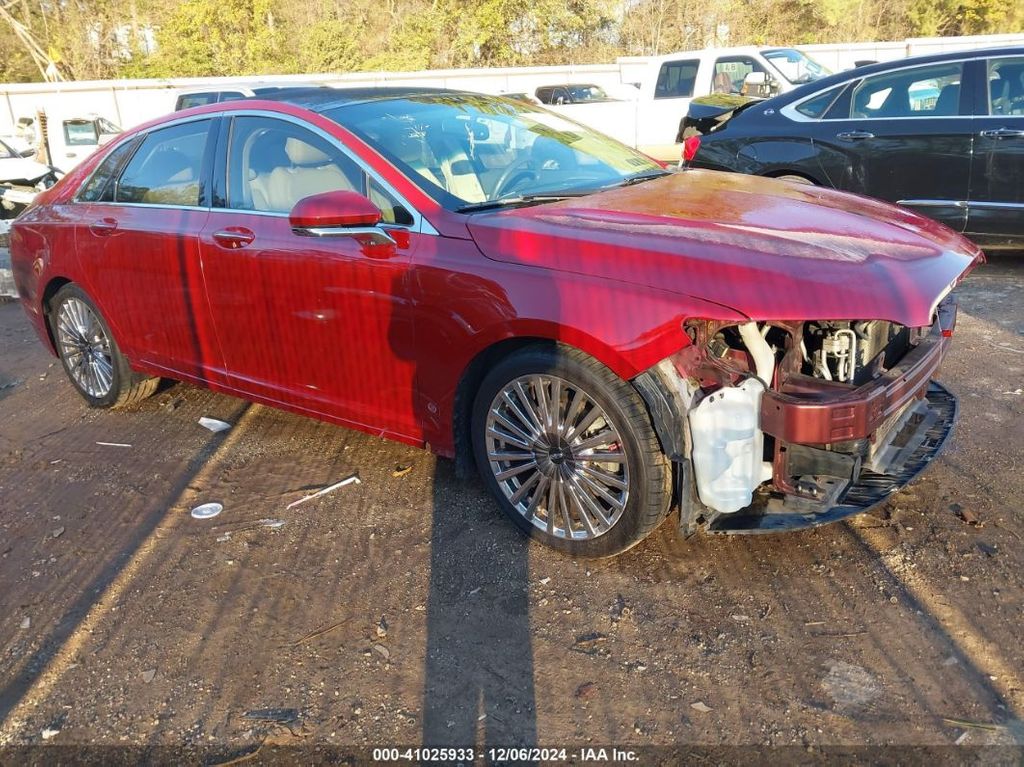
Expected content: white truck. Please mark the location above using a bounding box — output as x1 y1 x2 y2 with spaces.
546 46 833 161
1 113 121 218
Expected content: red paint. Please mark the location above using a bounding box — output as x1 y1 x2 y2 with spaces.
10 99 981 459
682 135 701 162
289 190 382 229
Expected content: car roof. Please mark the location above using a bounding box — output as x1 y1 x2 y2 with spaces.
775 44 1024 103
249 86 493 113
650 45 773 63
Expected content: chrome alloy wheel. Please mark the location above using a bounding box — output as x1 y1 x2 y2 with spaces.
485 374 629 540
56 297 115 398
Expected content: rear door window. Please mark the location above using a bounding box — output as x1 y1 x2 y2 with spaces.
654 59 700 99
114 119 213 206
850 62 964 118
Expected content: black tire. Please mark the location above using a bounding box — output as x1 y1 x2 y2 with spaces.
471 344 672 557
50 283 158 409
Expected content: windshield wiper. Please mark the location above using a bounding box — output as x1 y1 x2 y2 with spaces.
607 169 672 189
456 192 588 213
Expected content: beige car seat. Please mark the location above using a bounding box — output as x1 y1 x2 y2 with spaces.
431 135 486 203
249 137 357 213
712 71 735 94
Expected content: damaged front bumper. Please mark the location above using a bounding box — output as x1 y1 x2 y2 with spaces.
708 380 957 533
635 297 961 535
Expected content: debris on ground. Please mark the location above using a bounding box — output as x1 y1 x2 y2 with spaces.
691 701 712 713
95 441 132 448
216 533 231 543
20 616 29 629
376 616 388 638
286 474 360 509
40 728 59 740
955 731 969 745
162 397 184 412
258 518 285 529
372 643 390 660
243 708 300 724
391 465 413 478
190 502 224 520
198 417 232 433
286 620 346 647
942 717 1002 732
950 503 983 526
51 526 64 539
573 632 609 655
821 661 880 709
141 669 156 683
575 682 596 699
610 594 628 622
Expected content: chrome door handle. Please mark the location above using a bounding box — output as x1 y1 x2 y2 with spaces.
212 228 255 249
979 128 1024 139
836 130 875 141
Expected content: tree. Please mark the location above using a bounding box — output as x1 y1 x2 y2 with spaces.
135 0 286 77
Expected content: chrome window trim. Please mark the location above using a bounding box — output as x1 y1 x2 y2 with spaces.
897 199 968 209
780 55 979 124
967 201 1024 210
72 109 438 236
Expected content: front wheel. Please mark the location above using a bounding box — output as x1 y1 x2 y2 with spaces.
51 284 158 408
471 346 672 557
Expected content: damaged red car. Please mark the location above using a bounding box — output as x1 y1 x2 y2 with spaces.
10 89 982 556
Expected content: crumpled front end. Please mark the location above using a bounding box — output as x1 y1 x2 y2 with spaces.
634 296 960 534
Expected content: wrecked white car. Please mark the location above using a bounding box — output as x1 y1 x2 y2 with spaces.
0 137 60 218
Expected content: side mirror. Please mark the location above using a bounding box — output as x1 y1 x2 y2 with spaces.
289 190 395 245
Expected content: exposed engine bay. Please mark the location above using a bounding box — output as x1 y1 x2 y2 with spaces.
635 299 958 534
802 320 912 386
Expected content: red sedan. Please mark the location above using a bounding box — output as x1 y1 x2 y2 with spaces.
10 88 982 556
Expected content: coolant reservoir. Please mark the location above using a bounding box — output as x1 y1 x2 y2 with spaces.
688 379 774 514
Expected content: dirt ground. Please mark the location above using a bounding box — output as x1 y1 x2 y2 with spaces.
0 256 1022 760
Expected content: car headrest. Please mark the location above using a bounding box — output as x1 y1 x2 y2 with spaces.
934 83 960 116
285 137 331 166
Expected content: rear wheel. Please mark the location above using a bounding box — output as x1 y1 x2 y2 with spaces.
471 346 672 557
51 284 158 408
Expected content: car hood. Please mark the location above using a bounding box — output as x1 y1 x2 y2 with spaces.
467 170 982 327
0 157 52 185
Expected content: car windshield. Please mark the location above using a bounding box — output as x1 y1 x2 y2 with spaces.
323 94 662 211
763 48 832 84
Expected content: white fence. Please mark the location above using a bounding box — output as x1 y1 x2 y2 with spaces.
2 32 1023 136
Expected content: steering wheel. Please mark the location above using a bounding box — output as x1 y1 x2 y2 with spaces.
492 158 539 198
